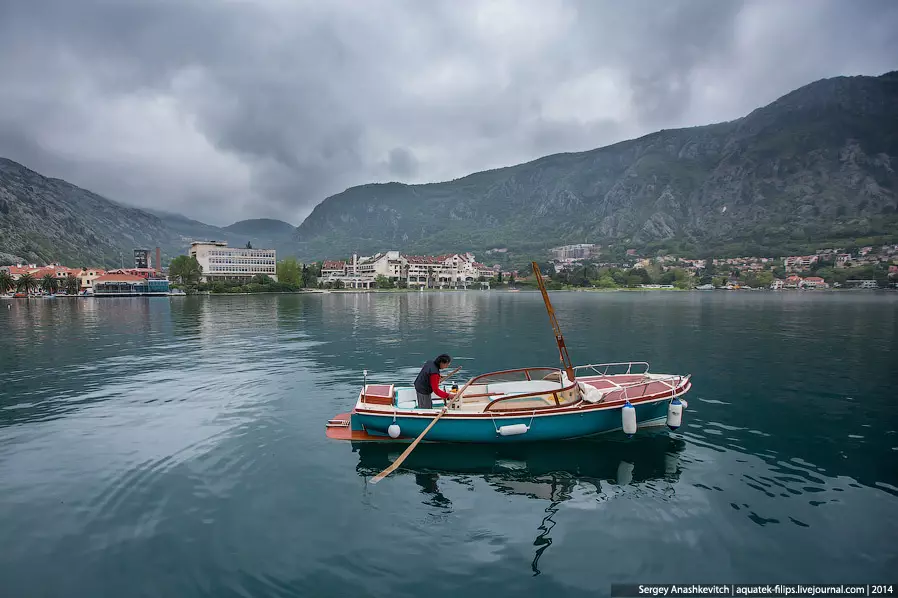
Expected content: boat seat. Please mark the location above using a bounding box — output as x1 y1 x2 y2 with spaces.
397 399 445 410
394 386 450 410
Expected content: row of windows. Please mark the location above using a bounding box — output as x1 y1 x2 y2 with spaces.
210 266 276 273
208 251 275 258
210 259 275 265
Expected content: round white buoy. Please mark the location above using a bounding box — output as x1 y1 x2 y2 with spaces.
621 400 637 437
667 398 684 430
387 424 401 438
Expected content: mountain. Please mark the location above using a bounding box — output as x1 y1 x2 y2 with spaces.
224 218 296 237
295 71 898 260
0 161 298 267
0 158 177 267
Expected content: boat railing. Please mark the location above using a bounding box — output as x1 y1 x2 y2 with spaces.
573 361 650 377
576 372 688 403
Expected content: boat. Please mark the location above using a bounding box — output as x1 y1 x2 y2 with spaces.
326 261 692 481
326 361 690 444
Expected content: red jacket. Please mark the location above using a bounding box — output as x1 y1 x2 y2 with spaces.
429 373 450 399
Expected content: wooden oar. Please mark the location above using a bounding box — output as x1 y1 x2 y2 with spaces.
441 365 462 380
369 375 476 484
532 261 576 382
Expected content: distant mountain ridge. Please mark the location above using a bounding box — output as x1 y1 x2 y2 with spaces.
2 71 897 267
0 158 177 267
294 70 898 259
0 162 299 267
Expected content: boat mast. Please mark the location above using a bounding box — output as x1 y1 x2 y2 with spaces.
531 262 576 382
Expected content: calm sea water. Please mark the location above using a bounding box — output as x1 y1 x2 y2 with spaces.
1 291 897 597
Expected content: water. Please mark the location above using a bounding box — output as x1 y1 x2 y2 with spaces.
1 291 897 597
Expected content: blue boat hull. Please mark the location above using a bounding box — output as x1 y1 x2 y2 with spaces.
353 399 672 443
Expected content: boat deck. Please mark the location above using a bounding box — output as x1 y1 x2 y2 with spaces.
356 373 683 415
325 413 414 442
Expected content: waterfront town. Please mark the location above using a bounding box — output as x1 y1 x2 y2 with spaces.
2 240 898 296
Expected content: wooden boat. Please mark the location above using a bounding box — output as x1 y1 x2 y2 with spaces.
326 362 690 444
326 261 693 481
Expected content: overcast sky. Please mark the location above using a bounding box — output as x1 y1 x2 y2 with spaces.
0 0 895 226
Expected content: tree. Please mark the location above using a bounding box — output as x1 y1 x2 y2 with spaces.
64 274 80 295
597 275 617 288
277 257 302 287
246 241 253 249
625 274 643 287
626 268 652 285
753 271 774 287
0 271 12 294
41 274 59 294
375 275 394 289
251 274 272 285
16 273 37 294
169 256 203 285
671 268 694 289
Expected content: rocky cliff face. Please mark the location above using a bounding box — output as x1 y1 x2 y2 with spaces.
0 158 175 266
0 160 301 267
295 71 898 258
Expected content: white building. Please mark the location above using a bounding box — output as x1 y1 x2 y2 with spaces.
320 251 494 289
784 255 818 272
550 244 598 261
189 241 277 282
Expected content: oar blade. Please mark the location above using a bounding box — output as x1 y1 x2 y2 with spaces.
370 408 446 483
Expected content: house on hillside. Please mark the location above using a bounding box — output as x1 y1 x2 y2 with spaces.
784 275 803 289
800 276 828 289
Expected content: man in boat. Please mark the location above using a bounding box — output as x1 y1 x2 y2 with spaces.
413 354 455 409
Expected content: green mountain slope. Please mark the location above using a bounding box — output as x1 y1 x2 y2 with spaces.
0 163 301 268
0 158 177 267
294 71 898 259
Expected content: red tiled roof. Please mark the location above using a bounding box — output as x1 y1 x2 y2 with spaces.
404 256 443 264
322 260 346 270
105 268 157 279
804 277 825 282
30 266 78 279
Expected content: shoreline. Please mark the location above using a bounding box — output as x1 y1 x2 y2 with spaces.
3 287 893 300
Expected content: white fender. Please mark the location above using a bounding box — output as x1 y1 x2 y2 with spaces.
667 398 684 430
621 401 637 436
497 423 529 436
387 424 401 438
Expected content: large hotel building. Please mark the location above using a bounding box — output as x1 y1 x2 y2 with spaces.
189 241 278 282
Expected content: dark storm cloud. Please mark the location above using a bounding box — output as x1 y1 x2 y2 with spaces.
0 0 895 226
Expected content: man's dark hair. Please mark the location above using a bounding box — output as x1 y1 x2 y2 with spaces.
435 354 452 367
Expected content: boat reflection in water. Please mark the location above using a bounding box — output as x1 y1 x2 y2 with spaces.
352 430 686 575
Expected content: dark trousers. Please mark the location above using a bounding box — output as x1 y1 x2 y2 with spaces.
416 392 433 409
